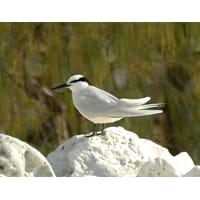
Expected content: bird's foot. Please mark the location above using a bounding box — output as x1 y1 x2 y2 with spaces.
85 124 106 137
85 132 96 137
85 131 105 137
95 130 105 136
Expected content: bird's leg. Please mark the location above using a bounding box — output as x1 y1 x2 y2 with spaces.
101 123 105 135
96 124 105 135
93 124 97 135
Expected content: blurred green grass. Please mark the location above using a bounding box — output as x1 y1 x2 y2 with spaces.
0 22 200 163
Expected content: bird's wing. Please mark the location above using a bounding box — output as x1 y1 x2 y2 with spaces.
117 97 151 108
87 86 119 103
77 86 118 117
82 86 163 118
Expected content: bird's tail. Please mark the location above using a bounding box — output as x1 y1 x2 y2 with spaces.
110 101 165 118
128 102 165 117
137 103 165 110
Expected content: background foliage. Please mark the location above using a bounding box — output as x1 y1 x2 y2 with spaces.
0 23 200 163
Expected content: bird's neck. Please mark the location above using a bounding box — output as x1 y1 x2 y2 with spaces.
71 82 89 93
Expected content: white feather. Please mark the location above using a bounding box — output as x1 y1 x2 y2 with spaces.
117 97 151 108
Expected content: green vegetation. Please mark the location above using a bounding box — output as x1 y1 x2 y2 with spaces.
0 23 200 163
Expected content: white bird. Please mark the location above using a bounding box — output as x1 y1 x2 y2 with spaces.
51 74 164 137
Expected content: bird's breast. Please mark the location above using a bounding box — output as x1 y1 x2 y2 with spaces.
72 93 92 115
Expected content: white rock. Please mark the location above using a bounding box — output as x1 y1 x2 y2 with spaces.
47 127 195 177
173 152 194 175
137 142 194 177
183 166 200 177
0 134 55 177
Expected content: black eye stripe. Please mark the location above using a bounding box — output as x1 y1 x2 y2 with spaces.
70 77 91 85
70 79 79 83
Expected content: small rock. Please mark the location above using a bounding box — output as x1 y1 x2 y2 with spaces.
0 134 55 177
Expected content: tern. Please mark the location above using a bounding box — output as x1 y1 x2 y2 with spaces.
51 74 164 137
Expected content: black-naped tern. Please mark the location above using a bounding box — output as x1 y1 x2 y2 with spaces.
51 74 164 137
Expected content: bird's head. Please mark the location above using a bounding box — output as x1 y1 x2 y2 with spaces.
51 74 91 92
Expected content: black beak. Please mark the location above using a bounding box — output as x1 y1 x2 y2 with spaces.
51 83 70 90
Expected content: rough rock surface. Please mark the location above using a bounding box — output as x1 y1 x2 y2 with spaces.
0 134 55 177
47 127 195 177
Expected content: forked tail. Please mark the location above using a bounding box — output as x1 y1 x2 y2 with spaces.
110 101 165 118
